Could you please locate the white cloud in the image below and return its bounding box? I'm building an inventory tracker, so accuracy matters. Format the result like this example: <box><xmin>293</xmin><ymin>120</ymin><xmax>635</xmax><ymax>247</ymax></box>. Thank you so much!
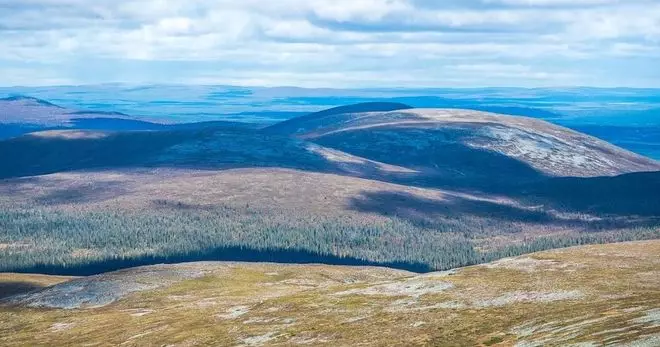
<box><xmin>0</xmin><ymin>0</ymin><xmax>657</xmax><ymax>87</ymax></box>
<box><xmin>308</xmin><ymin>0</ymin><xmax>411</xmax><ymax>21</ymax></box>
<box><xmin>486</xmin><ymin>0</ymin><xmax>620</xmax><ymax>6</ymax></box>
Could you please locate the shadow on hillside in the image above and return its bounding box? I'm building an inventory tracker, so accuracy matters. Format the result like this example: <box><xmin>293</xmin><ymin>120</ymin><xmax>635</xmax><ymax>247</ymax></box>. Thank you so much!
<box><xmin>0</xmin><ymin>282</ymin><xmax>45</xmax><ymax>300</ymax></box>
<box><xmin>517</xmin><ymin>171</ymin><xmax>660</xmax><ymax>218</ymax></box>
<box><xmin>0</xmin><ymin>175</ymin><xmax>135</xmax><ymax>206</ymax></box>
<box><xmin>4</xmin><ymin>245</ymin><xmax>434</xmax><ymax>277</ymax></box>
<box><xmin>0</xmin><ymin>129</ymin><xmax>196</xmax><ymax>179</ymax></box>
<box><xmin>350</xmin><ymin>191</ymin><xmax>554</xmax><ymax>225</ymax></box>
<box><xmin>0</xmin><ymin>118</ymin><xmax>552</xmax><ymax>196</ymax></box>
<box><xmin>69</xmin><ymin>118</ymin><xmax>261</xmax><ymax>131</ymax></box>
<box><xmin>69</xmin><ymin>117</ymin><xmax>168</xmax><ymax>131</ymax></box>
<box><xmin>0</xmin><ymin>127</ymin><xmax>332</xmax><ymax>180</ymax></box>
<box><xmin>0</xmin><ymin>124</ymin><xmax>52</xmax><ymax>140</ymax></box>
<box><xmin>2</xmin><ymin>124</ymin><xmax>659</xmax><ymax>221</ymax></box>
<box><xmin>314</xmin><ymin>127</ymin><xmax>547</xmax><ymax>192</ymax></box>
<box><xmin>348</xmin><ymin>189</ymin><xmax>660</xmax><ymax>232</ymax></box>
<box><xmin>35</xmin><ymin>180</ymin><xmax>130</xmax><ymax>206</ymax></box>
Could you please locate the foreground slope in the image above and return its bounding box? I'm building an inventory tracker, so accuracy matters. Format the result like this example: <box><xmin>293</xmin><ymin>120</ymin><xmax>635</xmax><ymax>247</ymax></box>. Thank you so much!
<box><xmin>2</xmin><ymin>241</ymin><xmax>659</xmax><ymax>346</ymax></box>
<box><xmin>267</xmin><ymin>108</ymin><xmax>660</xmax><ymax>184</ymax></box>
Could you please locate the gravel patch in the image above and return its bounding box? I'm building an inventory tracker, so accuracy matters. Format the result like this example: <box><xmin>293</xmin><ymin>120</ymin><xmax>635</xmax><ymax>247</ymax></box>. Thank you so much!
<box><xmin>124</xmin><ymin>308</ymin><xmax>154</xmax><ymax>317</ymax></box>
<box><xmin>475</xmin><ymin>291</ymin><xmax>584</xmax><ymax>308</ymax></box>
<box><xmin>49</xmin><ymin>322</ymin><xmax>75</xmax><ymax>332</ymax></box>
<box><xmin>243</xmin><ymin>317</ymin><xmax>295</xmax><ymax>325</ymax></box>
<box><xmin>240</xmin><ymin>332</ymin><xmax>280</xmax><ymax>346</ymax></box>
<box><xmin>387</xmin><ymin>301</ymin><xmax>465</xmax><ymax>313</ymax></box>
<box><xmin>334</xmin><ymin>279</ymin><xmax>453</xmax><ymax>298</ymax></box>
<box><xmin>343</xmin><ymin>316</ymin><xmax>369</xmax><ymax>323</ymax></box>
<box><xmin>629</xmin><ymin>335</ymin><xmax>660</xmax><ymax>347</ymax></box>
<box><xmin>217</xmin><ymin>306</ymin><xmax>250</xmax><ymax>320</ymax></box>
<box><xmin>6</xmin><ymin>264</ymin><xmax>207</xmax><ymax>309</ymax></box>
<box><xmin>483</xmin><ymin>257</ymin><xmax>578</xmax><ymax>273</ymax></box>
<box><xmin>632</xmin><ymin>309</ymin><xmax>660</xmax><ymax>326</ymax></box>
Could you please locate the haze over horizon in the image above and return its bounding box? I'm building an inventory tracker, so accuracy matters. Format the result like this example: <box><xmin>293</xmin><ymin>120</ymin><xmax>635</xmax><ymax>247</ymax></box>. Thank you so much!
<box><xmin>1</xmin><ymin>0</ymin><xmax>659</xmax><ymax>88</ymax></box>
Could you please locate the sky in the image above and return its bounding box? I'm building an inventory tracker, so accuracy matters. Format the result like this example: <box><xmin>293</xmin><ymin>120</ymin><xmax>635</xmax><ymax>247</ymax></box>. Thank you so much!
<box><xmin>0</xmin><ymin>0</ymin><xmax>659</xmax><ymax>88</ymax></box>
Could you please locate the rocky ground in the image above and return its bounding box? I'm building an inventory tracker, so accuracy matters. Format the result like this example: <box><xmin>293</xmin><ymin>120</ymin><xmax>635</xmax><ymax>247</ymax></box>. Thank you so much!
<box><xmin>1</xmin><ymin>240</ymin><xmax>659</xmax><ymax>346</ymax></box>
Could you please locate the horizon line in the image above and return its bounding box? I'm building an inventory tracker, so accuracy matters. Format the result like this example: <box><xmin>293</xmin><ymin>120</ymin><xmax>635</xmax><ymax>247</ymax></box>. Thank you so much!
<box><xmin>1</xmin><ymin>83</ymin><xmax>660</xmax><ymax>91</ymax></box>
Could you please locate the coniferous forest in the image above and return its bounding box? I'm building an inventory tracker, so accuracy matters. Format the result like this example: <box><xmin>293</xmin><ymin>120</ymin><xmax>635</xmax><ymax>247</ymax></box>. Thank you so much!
<box><xmin>1</xmin><ymin>200</ymin><xmax>658</xmax><ymax>275</ymax></box>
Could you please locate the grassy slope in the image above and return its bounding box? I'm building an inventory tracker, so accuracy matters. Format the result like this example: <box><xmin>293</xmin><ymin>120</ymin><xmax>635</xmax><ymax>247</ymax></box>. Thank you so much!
<box><xmin>1</xmin><ymin>240</ymin><xmax>658</xmax><ymax>346</ymax></box>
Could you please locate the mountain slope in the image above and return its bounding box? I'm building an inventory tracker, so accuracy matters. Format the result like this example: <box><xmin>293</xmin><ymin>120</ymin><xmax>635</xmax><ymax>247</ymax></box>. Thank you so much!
<box><xmin>267</xmin><ymin>108</ymin><xmax>659</xmax><ymax>185</ymax></box>
<box><xmin>0</xmin><ymin>128</ymin><xmax>319</xmax><ymax>179</ymax></box>
<box><xmin>0</xmin><ymin>96</ymin><xmax>135</xmax><ymax>126</ymax></box>
<box><xmin>0</xmin><ymin>125</ymin><xmax>415</xmax><ymax>180</ymax></box>
<box><xmin>0</xmin><ymin>96</ymin><xmax>256</xmax><ymax>140</ymax></box>
<box><xmin>264</xmin><ymin>102</ymin><xmax>412</xmax><ymax>135</ymax></box>
<box><xmin>2</xmin><ymin>240</ymin><xmax>659</xmax><ymax>346</ymax></box>
<box><xmin>519</xmin><ymin>171</ymin><xmax>660</xmax><ymax>216</ymax></box>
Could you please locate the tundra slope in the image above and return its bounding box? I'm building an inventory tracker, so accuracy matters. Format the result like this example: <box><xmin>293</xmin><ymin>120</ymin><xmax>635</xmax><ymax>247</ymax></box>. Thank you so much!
<box><xmin>266</xmin><ymin>108</ymin><xmax>660</xmax><ymax>179</ymax></box>
<box><xmin>1</xmin><ymin>240</ymin><xmax>659</xmax><ymax>346</ymax></box>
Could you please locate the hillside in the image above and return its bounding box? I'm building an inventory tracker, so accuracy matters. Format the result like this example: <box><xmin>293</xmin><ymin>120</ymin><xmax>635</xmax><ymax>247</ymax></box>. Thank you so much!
<box><xmin>0</xmin><ymin>104</ymin><xmax>659</xmax><ymax>275</ymax></box>
<box><xmin>0</xmin><ymin>128</ymin><xmax>410</xmax><ymax>180</ymax></box>
<box><xmin>1</xmin><ymin>166</ymin><xmax>659</xmax><ymax>275</ymax></box>
<box><xmin>0</xmin><ymin>96</ymin><xmax>67</xmax><ymax>124</ymax></box>
<box><xmin>264</xmin><ymin>102</ymin><xmax>412</xmax><ymax>135</ymax></box>
<box><xmin>1</xmin><ymin>241</ymin><xmax>659</xmax><ymax>346</ymax></box>
<box><xmin>0</xmin><ymin>96</ymin><xmax>256</xmax><ymax>140</ymax></box>
<box><xmin>266</xmin><ymin>108</ymin><xmax>660</xmax><ymax>184</ymax></box>
<box><xmin>0</xmin><ymin>96</ymin><xmax>138</xmax><ymax>126</ymax></box>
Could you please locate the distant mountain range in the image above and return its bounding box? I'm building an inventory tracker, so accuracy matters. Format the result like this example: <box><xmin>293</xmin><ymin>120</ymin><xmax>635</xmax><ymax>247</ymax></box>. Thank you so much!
<box><xmin>4</xmin><ymin>93</ymin><xmax>659</xmax><ymax>159</ymax></box>
<box><xmin>0</xmin><ymin>95</ymin><xmax>259</xmax><ymax>140</ymax></box>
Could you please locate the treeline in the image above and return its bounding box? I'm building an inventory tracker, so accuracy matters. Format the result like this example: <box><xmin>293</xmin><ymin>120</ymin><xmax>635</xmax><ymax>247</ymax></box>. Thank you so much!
<box><xmin>1</xmin><ymin>205</ymin><xmax>658</xmax><ymax>274</ymax></box>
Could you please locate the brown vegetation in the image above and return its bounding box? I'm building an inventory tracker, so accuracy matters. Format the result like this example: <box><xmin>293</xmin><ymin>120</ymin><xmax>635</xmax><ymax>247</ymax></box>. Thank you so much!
<box><xmin>1</xmin><ymin>241</ymin><xmax>658</xmax><ymax>346</ymax></box>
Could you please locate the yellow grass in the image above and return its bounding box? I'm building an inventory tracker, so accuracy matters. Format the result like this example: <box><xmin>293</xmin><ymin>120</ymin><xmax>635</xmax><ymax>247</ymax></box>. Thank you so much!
<box><xmin>1</xmin><ymin>241</ymin><xmax>659</xmax><ymax>346</ymax></box>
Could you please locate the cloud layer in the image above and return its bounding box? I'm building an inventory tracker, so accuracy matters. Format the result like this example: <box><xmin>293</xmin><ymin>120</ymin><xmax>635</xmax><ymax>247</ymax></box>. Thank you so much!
<box><xmin>0</xmin><ymin>0</ymin><xmax>658</xmax><ymax>87</ymax></box>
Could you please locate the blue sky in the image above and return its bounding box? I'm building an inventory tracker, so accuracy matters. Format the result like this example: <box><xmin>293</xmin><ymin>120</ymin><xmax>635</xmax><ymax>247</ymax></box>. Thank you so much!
<box><xmin>0</xmin><ymin>0</ymin><xmax>659</xmax><ymax>88</ymax></box>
